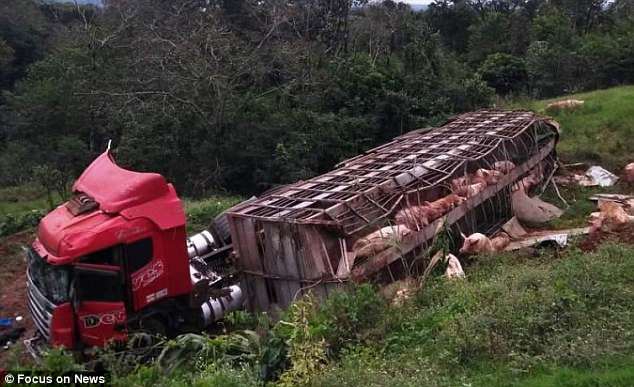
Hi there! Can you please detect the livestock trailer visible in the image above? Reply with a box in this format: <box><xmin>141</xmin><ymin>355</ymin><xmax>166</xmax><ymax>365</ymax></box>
<box><xmin>227</xmin><ymin>110</ymin><xmax>560</xmax><ymax>312</ymax></box>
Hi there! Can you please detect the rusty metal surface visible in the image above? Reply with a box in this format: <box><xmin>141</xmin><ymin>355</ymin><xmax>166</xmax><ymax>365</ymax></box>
<box><xmin>228</xmin><ymin>110</ymin><xmax>556</xmax><ymax>235</ymax></box>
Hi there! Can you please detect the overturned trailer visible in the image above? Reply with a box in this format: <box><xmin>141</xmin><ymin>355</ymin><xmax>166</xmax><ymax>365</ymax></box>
<box><xmin>227</xmin><ymin>110</ymin><xmax>560</xmax><ymax>312</ymax></box>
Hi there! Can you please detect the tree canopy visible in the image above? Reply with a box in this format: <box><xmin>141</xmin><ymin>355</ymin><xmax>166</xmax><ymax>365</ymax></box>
<box><xmin>0</xmin><ymin>0</ymin><xmax>632</xmax><ymax>197</ymax></box>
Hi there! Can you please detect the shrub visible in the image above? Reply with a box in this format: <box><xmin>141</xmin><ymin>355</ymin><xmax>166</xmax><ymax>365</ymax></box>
<box><xmin>479</xmin><ymin>53</ymin><xmax>528</xmax><ymax>95</ymax></box>
<box><xmin>0</xmin><ymin>209</ymin><xmax>44</xmax><ymax>237</ymax></box>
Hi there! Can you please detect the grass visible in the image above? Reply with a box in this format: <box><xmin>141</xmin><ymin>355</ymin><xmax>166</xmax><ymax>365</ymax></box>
<box><xmin>506</xmin><ymin>85</ymin><xmax>634</xmax><ymax>171</ymax></box>
<box><xmin>52</xmin><ymin>242</ymin><xmax>630</xmax><ymax>387</ymax></box>
<box><xmin>183</xmin><ymin>195</ymin><xmax>243</xmax><ymax>233</ymax></box>
<box><xmin>306</xmin><ymin>243</ymin><xmax>634</xmax><ymax>387</ymax></box>
<box><xmin>0</xmin><ymin>184</ymin><xmax>60</xmax><ymax>218</ymax></box>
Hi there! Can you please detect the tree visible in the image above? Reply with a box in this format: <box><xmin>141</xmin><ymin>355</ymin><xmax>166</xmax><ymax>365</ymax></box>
<box><xmin>479</xmin><ymin>53</ymin><xmax>527</xmax><ymax>94</ymax></box>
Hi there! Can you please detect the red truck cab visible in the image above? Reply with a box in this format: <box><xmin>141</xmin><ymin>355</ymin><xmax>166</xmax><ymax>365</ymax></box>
<box><xmin>26</xmin><ymin>151</ymin><xmax>235</xmax><ymax>351</ymax></box>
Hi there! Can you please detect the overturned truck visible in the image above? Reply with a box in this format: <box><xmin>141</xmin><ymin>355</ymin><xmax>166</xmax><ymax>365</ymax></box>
<box><xmin>227</xmin><ymin>110</ymin><xmax>560</xmax><ymax>312</ymax></box>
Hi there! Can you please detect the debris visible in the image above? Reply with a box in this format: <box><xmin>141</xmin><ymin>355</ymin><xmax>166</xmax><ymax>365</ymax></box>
<box><xmin>588</xmin><ymin>193</ymin><xmax>634</xmax><ymax>203</ymax></box>
<box><xmin>586</xmin><ymin>166</ymin><xmax>619</xmax><ymax>187</ymax></box>
<box><xmin>512</xmin><ymin>189</ymin><xmax>563</xmax><ymax>224</ymax></box>
<box><xmin>554</xmin><ymin>165</ymin><xmax>619</xmax><ymax>187</ymax></box>
<box><xmin>501</xmin><ymin>216</ymin><xmax>527</xmax><ymax>239</ymax></box>
<box><xmin>352</xmin><ymin>225</ymin><xmax>413</xmax><ymax>258</ymax></box>
<box><xmin>459</xmin><ymin>232</ymin><xmax>510</xmax><ymax>255</ymax></box>
<box><xmin>625</xmin><ymin>163</ymin><xmax>634</xmax><ymax>183</ymax></box>
<box><xmin>0</xmin><ymin>318</ymin><xmax>12</xmax><ymax>328</ymax></box>
<box><xmin>444</xmin><ymin>254</ymin><xmax>465</xmax><ymax>279</ymax></box>
<box><xmin>15</xmin><ymin>316</ymin><xmax>23</xmax><ymax>323</ymax></box>
<box><xmin>504</xmin><ymin>227</ymin><xmax>590</xmax><ymax>251</ymax></box>
<box><xmin>553</xmin><ymin>173</ymin><xmax>594</xmax><ymax>186</ymax></box>
<box><xmin>0</xmin><ymin>327</ymin><xmax>25</xmax><ymax>347</ymax></box>
<box><xmin>563</xmin><ymin>162</ymin><xmax>588</xmax><ymax>169</ymax></box>
<box><xmin>545</xmin><ymin>99</ymin><xmax>584</xmax><ymax>113</ymax></box>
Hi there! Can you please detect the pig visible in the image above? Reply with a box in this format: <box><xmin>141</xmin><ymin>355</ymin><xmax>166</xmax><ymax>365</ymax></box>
<box><xmin>451</xmin><ymin>176</ymin><xmax>472</xmax><ymax>192</ymax></box>
<box><xmin>395</xmin><ymin>203</ymin><xmax>434</xmax><ymax>230</ymax></box>
<box><xmin>513</xmin><ymin>166</ymin><xmax>544</xmax><ymax>193</ymax></box>
<box><xmin>545</xmin><ymin>99</ymin><xmax>584</xmax><ymax>113</ymax></box>
<box><xmin>473</xmin><ymin>168</ymin><xmax>504</xmax><ymax>185</ymax></box>
<box><xmin>353</xmin><ymin>224</ymin><xmax>412</xmax><ymax>258</ymax></box>
<box><xmin>395</xmin><ymin>194</ymin><xmax>466</xmax><ymax>230</ymax></box>
<box><xmin>459</xmin><ymin>232</ymin><xmax>510</xmax><ymax>255</ymax></box>
<box><xmin>493</xmin><ymin>160</ymin><xmax>516</xmax><ymax>174</ymax></box>
<box><xmin>588</xmin><ymin>201</ymin><xmax>634</xmax><ymax>233</ymax></box>
<box><xmin>453</xmin><ymin>182</ymin><xmax>486</xmax><ymax>198</ymax></box>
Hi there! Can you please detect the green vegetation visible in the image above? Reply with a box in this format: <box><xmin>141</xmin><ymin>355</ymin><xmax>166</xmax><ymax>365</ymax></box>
<box><xmin>509</xmin><ymin>85</ymin><xmax>634</xmax><ymax>170</ymax></box>
<box><xmin>184</xmin><ymin>196</ymin><xmax>243</xmax><ymax>233</ymax></box>
<box><xmin>27</xmin><ymin>242</ymin><xmax>634</xmax><ymax>386</ymax></box>
<box><xmin>1</xmin><ymin>0</ymin><xmax>633</xmax><ymax>197</ymax></box>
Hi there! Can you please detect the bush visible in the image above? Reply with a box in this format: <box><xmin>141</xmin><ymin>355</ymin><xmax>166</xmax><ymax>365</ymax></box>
<box><xmin>479</xmin><ymin>53</ymin><xmax>528</xmax><ymax>95</ymax></box>
<box><xmin>0</xmin><ymin>209</ymin><xmax>44</xmax><ymax>237</ymax></box>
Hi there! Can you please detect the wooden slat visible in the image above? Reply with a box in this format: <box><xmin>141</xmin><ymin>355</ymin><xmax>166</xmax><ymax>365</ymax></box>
<box><xmin>231</xmin><ymin>217</ymin><xmax>270</xmax><ymax>311</ymax></box>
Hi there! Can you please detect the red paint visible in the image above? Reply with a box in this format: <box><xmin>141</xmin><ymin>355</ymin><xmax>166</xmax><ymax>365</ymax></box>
<box><xmin>29</xmin><ymin>151</ymin><xmax>195</xmax><ymax>349</ymax></box>
<box><xmin>76</xmin><ymin>301</ymin><xmax>127</xmax><ymax>347</ymax></box>
<box><xmin>73</xmin><ymin>151</ymin><xmax>169</xmax><ymax>214</ymax></box>
<box><xmin>50</xmin><ymin>303</ymin><xmax>75</xmax><ymax>348</ymax></box>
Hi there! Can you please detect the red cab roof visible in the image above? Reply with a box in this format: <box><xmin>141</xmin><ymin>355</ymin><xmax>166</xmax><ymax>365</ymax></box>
<box><xmin>36</xmin><ymin>151</ymin><xmax>186</xmax><ymax>264</ymax></box>
<box><xmin>73</xmin><ymin>151</ymin><xmax>169</xmax><ymax>214</ymax></box>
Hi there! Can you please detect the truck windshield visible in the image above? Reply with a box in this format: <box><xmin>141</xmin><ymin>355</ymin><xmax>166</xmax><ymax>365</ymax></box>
<box><xmin>27</xmin><ymin>248</ymin><xmax>71</xmax><ymax>304</ymax></box>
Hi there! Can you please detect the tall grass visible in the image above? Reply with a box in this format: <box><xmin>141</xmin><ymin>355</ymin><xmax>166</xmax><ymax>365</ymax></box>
<box><xmin>507</xmin><ymin>85</ymin><xmax>634</xmax><ymax>171</ymax></box>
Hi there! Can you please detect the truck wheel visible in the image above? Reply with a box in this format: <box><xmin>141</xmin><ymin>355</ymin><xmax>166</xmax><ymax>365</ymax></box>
<box><xmin>139</xmin><ymin>316</ymin><xmax>168</xmax><ymax>338</ymax></box>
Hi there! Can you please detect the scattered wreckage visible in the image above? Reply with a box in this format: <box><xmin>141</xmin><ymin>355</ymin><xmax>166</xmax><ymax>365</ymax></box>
<box><xmin>227</xmin><ymin>109</ymin><xmax>563</xmax><ymax>311</ymax></box>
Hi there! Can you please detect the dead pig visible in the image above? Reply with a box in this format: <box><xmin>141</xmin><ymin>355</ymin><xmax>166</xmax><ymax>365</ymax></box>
<box><xmin>395</xmin><ymin>194</ymin><xmax>466</xmax><ymax>230</ymax></box>
<box><xmin>588</xmin><ymin>201</ymin><xmax>634</xmax><ymax>233</ymax></box>
<box><xmin>353</xmin><ymin>224</ymin><xmax>413</xmax><ymax>258</ymax></box>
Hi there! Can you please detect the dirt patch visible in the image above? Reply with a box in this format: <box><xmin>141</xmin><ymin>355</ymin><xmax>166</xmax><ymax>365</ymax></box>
<box><xmin>0</xmin><ymin>230</ymin><xmax>35</xmax><ymax>365</ymax></box>
<box><xmin>579</xmin><ymin>223</ymin><xmax>634</xmax><ymax>252</ymax></box>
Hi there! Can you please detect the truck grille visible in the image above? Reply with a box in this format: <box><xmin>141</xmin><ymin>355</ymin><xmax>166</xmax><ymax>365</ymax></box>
<box><xmin>26</xmin><ymin>270</ymin><xmax>55</xmax><ymax>341</ymax></box>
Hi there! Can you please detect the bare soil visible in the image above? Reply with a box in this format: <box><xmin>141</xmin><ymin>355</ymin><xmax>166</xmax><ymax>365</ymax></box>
<box><xmin>579</xmin><ymin>223</ymin><xmax>634</xmax><ymax>252</ymax></box>
<box><xmin>0</xmin><ymin>230</ymin><xmax>35</xmax><ymax>366</ymax></box>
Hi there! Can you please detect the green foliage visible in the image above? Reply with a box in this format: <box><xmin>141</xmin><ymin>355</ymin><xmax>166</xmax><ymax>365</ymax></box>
<box><xmin>310</xmin><ymin>243</ymin><xmax>634</xmax><ymax>386</ymax></box>
<box><xmin>276</xmin><ymin>299</ymin><xmax>329</xmax><ymax>387</ymax></box>
<box><xmin>506</xmin><ymin>85</ymin><xmax>634</xmax><ymax>170</ymax></box>
<box><xmin>479</xmin><ymin>53</ymin><xmax>528</xmax><ymax>95</ymax></box>
<box><xmin>184</xmin><ymin>196</ymin><xmax>243</xmax><ymax>233</ymax></box>
<box><xmin>0</xmin><ymin>209</ymin><xmax>44</xmax><ymax>237</ymax></box>
<box><xmin>40</xmin><ymin>348</ymin><xmax>84</xmax><ymax>373</ymax></box>
<box><xmin>156</xmin><ymin>332</ymin><xmax>262</xmax><ymax>374</ymax></box>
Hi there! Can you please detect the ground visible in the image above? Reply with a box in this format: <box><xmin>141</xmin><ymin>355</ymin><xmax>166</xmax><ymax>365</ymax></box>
<box><xmin>0</xmin><ymin>230</ymin><xmax>35</xmax><ymax>366</ymax></box>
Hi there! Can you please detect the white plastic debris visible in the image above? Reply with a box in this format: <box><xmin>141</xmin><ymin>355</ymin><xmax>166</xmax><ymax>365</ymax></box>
<box><xmin>444</xmin><ymin>254</ymin><xmax>465</xmax><ymax>279</ymax></box>
<box><xmin>586</xmin><ymin>166</ymin><xmax>619</xmax><ymax>187</ymax></box>
<box><xmin>15</xmin><ymin>315</ymin><xmax>23</xmax><ymax>322</ymax></box>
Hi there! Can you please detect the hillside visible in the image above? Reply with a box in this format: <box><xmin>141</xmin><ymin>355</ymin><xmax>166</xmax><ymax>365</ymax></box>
<box><xmin>2</xmin><ymin>86</ymin><xmax>633</xmax><ymax>386</ymax></box>
<box><xmin>509</xmin><ymin>85</ymin><xmax>634</xmax><ymax>172</ymax></box>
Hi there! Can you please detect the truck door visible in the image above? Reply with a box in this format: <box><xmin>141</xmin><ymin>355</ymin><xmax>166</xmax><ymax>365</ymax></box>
<box><xmin>73</xmin><ymin>264</ymin><xmax>127</xmax><ymax>347</ymax></box>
